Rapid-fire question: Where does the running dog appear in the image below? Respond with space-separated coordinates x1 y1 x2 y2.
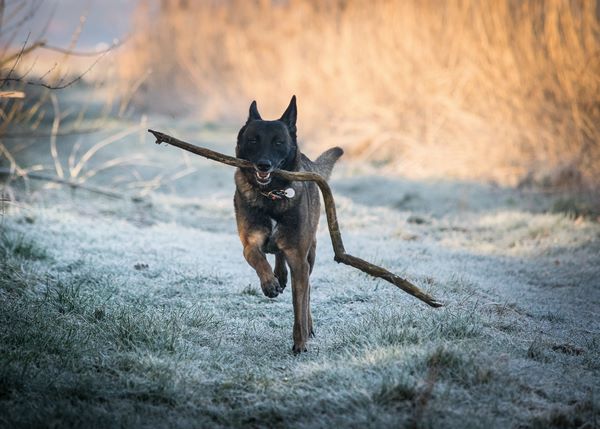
234 96 343 353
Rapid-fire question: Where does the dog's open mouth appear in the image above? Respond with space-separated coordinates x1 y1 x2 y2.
255 171 272 185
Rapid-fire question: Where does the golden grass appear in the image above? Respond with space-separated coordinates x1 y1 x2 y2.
121 1 597 186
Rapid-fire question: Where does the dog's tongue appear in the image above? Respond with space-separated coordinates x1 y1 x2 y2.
257 172 270 179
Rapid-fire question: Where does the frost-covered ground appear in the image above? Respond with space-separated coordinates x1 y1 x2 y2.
1 118 599 428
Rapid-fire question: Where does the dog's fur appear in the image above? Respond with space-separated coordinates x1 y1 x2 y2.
234 96 343 353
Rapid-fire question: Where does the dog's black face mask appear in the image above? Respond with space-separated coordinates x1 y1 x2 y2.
236 96 299 187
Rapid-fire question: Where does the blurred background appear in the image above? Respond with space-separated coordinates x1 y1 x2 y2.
1 0 599 191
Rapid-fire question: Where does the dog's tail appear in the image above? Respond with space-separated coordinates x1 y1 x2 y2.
313 147 344 180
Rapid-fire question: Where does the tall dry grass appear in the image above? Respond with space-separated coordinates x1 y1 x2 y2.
120 0 600 187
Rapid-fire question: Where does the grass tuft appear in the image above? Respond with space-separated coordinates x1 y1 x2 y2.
426 345 494 387
527 337 551 362
528 401 597 429
373 376 418 408
551 197 598 219
0 230 48 261
241 284 261 296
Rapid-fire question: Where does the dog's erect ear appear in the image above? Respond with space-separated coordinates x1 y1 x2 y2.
247 100 262 122
279 95 297 133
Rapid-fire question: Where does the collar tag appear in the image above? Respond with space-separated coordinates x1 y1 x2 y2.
261 187 295 201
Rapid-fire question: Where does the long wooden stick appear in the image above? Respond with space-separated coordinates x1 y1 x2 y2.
148 129 442 307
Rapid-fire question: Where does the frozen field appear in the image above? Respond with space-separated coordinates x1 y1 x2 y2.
1 118 599 428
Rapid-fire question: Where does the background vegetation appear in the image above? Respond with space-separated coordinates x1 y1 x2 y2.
123 0 600 187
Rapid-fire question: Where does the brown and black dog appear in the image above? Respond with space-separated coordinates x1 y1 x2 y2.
234 96 343 353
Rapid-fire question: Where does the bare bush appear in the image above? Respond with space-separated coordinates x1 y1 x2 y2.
0 1 169 199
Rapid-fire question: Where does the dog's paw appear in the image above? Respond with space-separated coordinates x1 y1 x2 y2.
275 274 287 292
260 277 283 298
292 343 308 354
274 265 287 292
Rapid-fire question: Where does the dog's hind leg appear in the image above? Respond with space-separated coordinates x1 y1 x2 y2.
307 239 316 274
274 252 288 291
282 247 311 353
307 240 316 337
307 286 314 338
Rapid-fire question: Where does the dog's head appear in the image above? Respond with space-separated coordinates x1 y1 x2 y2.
236 96 299 187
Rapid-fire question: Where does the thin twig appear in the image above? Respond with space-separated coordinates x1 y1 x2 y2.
35 62 59 82
0 126 105 139
70 124 142 178
41 35 130 57
0 0 40 34
148 129 443 308
0 167 124 199
0 40 44 67
49 92 64 178
1 32 30 88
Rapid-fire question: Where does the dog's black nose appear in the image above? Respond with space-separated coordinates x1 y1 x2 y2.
256 160 272 172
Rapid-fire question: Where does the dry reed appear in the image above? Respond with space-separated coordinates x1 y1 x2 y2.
120 0 600 188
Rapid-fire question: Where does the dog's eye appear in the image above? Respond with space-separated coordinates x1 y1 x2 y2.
247 138 257 144
274 140 283 146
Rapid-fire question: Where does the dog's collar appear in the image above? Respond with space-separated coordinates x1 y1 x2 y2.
261 188 295 201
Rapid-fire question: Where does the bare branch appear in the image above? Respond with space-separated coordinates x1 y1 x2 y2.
1 37 125 90
148 129 443 308
0 167 125 199
0 50 108 89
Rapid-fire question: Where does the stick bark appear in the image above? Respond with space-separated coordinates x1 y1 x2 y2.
148 129 442 308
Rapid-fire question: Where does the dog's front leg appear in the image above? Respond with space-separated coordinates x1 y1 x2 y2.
240 230 283 298
284 248 311 353
235 194 282 298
